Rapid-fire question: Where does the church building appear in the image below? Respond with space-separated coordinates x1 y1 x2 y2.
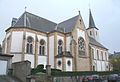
2 10 109 71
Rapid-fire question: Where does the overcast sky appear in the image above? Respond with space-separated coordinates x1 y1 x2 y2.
0 0 120 53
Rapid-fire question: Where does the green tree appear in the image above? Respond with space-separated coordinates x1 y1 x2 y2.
110 56 120 71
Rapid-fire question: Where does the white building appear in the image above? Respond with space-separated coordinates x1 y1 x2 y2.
2 10 109 71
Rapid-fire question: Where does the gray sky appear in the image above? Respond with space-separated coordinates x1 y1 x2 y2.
0 0 120 53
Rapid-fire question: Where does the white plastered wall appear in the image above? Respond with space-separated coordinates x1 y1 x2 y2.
66 36 71 51
38 56 47 68
25 54 34 68
10 31 23 63
65 58 72 71
49 35 54 68
91 45 109 71
56 58 62 70
11 31 23 52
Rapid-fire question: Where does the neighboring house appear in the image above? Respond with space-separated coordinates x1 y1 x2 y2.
109 51 120 71
2 10 109 71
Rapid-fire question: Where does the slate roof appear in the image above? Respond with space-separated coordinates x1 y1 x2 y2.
87 10 98 30
89 37 108 49
57 15 79 33
12 12 79 33
13 12 57 32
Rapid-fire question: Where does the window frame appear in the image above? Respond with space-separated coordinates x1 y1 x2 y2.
78 37 86 56
26 36 33 54
58 39 63 55
39 39 45 56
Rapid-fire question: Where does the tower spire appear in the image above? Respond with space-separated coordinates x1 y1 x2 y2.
89 10 95 27
89 10 98 30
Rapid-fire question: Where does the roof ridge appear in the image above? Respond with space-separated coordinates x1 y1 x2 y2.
88 10 99 30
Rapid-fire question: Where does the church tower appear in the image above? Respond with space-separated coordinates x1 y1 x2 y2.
87 10 99 42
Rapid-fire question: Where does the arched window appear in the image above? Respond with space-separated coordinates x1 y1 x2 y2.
26 36 33 54
91 48 94 59
39 39 45 55
78 37 85 56
97 50 99 60
58 39 63 55
90 31 92 35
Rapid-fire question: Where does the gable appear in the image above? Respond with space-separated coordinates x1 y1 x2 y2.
57 15 79 33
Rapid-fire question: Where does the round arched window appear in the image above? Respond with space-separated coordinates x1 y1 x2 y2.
27 37 33 43
40 39 45 45
58 61 61 66
67 60 71 66
58 39 63 45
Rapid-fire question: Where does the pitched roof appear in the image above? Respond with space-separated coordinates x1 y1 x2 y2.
89 37 108 49
12 12 79 33
87 10 98 30
13 12 57 32
57 15 79 33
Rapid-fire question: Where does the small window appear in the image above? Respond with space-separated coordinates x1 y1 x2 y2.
91 48 94 59
93 66 95 71
58 61 61 66
67 60 71 66
90 31 92 35
97 50 99 60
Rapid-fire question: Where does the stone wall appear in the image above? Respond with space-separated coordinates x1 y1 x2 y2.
12 60 31 82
